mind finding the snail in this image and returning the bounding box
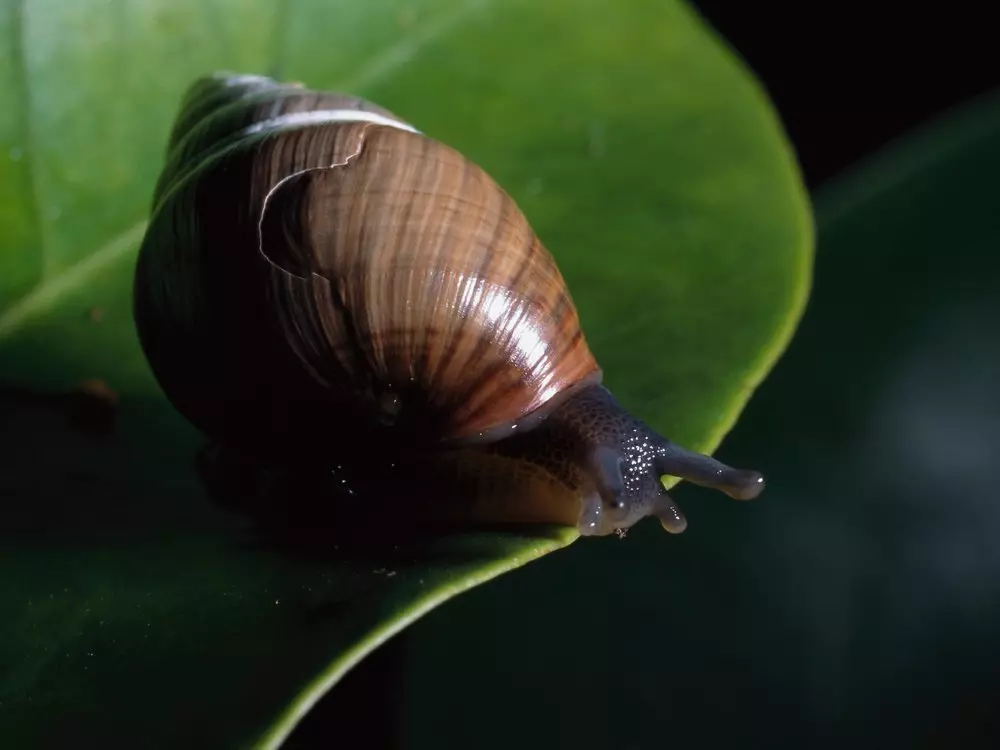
[132,72,764,538]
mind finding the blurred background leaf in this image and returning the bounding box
[0,0,809,747]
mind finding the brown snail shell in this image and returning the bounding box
[133,72,764,537]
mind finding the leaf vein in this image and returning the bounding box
[267,0,291,81]
[0,0,490,344]
[10,0,49,281]
[0,220,148,340]
[339,0,491,93]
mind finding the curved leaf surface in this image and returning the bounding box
[0,0,811,746]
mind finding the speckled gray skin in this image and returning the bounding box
[485,384,765,535]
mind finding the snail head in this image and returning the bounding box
[560,386,764,536]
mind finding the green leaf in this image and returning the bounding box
[0,0,811,746]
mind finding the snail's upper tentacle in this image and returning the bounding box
[653,445,765,501]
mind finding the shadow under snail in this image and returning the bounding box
[132,72,765,538]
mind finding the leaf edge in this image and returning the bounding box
[253,526,579,749]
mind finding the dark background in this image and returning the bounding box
[696,1,999,189]
[289,3,1000,747]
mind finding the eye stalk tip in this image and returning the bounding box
[724,470,765,501]
[659,513,688,534]
[653,491,688,534]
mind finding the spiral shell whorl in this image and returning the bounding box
[134,74,599,460]
[153,72,406,211]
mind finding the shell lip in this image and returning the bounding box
[438,368,604,448]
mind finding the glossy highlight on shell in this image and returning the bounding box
[133,72,766,538]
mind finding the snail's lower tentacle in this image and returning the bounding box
[591,445,627,508]
[652,487,688,534]
[654,444,764,501]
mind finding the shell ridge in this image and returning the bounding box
[256,123,376,278]
[259,126,385,408]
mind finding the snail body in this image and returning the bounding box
[133,73,764,537]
